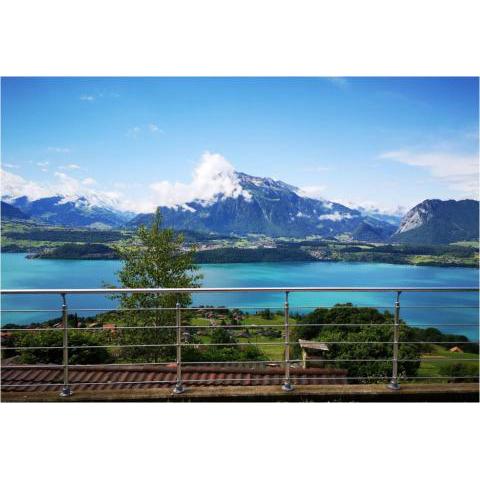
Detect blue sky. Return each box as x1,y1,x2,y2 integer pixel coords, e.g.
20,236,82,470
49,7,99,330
1,77,478,213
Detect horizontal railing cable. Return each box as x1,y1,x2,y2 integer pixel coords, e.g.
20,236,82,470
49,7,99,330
2,357,478,368
1,286,478,295
2,340,479,351
2,322,478,333
2,305,479,314
1,286,478,396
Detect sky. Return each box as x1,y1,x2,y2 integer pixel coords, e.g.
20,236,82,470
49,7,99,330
1,77,478,214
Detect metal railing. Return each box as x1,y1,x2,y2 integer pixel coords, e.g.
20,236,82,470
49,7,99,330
1,287,479,396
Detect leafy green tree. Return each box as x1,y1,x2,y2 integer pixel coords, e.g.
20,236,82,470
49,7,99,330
210,326,235,345
292,304,421,382
260,308,273,320
113,210,202,363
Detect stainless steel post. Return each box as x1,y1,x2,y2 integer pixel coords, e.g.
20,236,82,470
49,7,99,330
173,299,185,394
59,293,72,397
282,291,294,392
388,291,401,390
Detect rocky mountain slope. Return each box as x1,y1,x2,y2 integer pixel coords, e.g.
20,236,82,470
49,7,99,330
391,199,479,244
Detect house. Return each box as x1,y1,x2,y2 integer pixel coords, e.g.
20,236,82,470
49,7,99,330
449,346,464,353
299,339,329,368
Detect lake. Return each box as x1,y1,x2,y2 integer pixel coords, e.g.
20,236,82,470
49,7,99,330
1,253,478,339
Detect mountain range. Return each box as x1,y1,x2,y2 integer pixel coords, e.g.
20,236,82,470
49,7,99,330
5,195,134,229
128,172,398,240
1,171,478,245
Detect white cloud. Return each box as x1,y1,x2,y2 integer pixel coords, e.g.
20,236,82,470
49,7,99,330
0,152,252,214
48,147,71,153
2,163,20,169
128,124,164,138
82,177,96,186
337,199,407,217
380,150,479,197
80,95,95,102
1,169,51,200
297,185,327,199
319,212,352,222
149,152,251,208
0,168,124,211
148,123,163,133
59,163,81,170
53,172,81,197
37,161,49,172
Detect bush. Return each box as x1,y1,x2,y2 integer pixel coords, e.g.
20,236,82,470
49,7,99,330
13,329,113,365
260,309,273,320
182,326,267,363
438,363,479,382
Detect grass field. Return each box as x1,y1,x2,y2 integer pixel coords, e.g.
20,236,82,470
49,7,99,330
418,345,479,381
188,314,479,378
189,313,288,360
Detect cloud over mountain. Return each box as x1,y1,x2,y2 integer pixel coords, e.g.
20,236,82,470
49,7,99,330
0,168,123,211
149,152,252,208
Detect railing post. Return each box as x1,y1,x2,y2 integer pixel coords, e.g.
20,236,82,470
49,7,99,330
282,291,294,392
173,298,185,394
59,293,72,397
388,291,401,390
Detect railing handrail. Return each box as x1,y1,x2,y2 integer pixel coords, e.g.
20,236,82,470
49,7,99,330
1,286,479,295
1,286,478,397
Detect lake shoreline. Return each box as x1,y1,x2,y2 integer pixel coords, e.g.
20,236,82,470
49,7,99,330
17,250,478,269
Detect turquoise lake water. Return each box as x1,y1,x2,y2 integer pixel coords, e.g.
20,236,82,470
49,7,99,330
1,253,478,339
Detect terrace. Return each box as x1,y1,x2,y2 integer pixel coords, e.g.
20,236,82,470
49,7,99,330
1,287,479,402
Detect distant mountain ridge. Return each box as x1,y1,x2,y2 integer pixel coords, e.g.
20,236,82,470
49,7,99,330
6,195,134,228
128,171,397,239
391,199,479,244
1,200,30,220
3,171,478,246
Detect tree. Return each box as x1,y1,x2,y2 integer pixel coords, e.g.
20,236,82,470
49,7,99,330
260,308,273,320
113,210,202,363
292,304,421,382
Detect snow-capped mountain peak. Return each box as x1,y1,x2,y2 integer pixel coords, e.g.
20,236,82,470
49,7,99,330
128,170,396,239
5,194,134,228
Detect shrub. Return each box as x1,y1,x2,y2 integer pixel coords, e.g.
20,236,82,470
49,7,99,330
438,362,479,382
